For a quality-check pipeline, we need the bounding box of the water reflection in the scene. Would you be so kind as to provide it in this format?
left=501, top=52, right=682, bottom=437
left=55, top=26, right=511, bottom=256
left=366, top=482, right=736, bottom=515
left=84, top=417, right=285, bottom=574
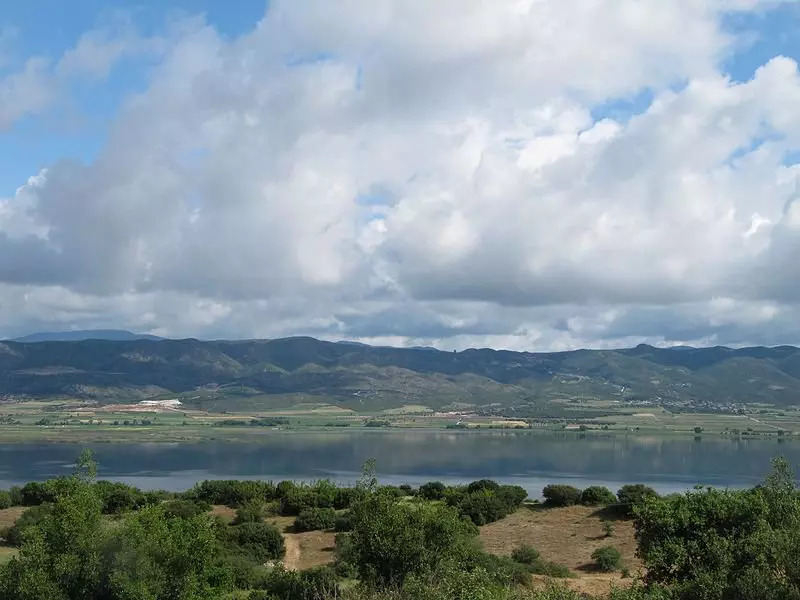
left=0, top=431, right=794, bottom=497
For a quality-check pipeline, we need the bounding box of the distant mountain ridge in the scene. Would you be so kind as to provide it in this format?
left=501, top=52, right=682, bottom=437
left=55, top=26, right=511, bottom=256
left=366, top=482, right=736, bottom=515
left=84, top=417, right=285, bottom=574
left=0, top=336, right=799, bottom=410
left=11, top=330, right=164, bottom=343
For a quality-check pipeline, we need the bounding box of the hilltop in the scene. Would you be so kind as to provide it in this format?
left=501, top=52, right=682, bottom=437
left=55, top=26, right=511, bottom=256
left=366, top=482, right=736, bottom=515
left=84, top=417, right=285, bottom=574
left=1, top=337, right=800, bottom=412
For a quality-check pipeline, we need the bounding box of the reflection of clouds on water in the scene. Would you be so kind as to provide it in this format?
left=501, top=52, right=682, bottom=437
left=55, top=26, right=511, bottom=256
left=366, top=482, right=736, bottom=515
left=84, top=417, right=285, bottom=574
left=0, top=432, right=792, bottom=496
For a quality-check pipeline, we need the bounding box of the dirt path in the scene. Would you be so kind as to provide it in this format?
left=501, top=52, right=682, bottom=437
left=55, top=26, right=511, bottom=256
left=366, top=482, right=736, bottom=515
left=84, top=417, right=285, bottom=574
left=282, top=534, right=301, bottom=570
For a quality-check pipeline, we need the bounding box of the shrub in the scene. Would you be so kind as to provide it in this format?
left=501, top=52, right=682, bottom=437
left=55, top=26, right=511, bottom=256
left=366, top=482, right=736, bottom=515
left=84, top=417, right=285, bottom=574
left=334, top=486, right=361, bottom=509
left=8, top=486, right=22, bottom=506
left=231, top=522, right=285, bottom=562
left=20, top=481, right=55, bottom=506
left=280, top=487, right=320, bottom=516
left=497, top=485, right=528, bottom=507
left=275, top=480, right=296, bottom=498
left=334, top=511, right=352, bottom=532
left=234, top=500, right=267, bottom=524
left=348, top=491, right=479, bottom=587
left=580, top=486, right=616, bottom=506
left=542, top=484, right=582, bottom=507
left=602, top=520, right=615, bottom=538
left=0, top=491, right=11, bottom=510
left=463, top=551, right=532, bottom=586
left=467, top=479, right=501, bottom=494
left=162, top=499, right=210, bottom=519
left=3, top=503, right=52, bottom=546
left=418, top=481, right=447, bottom=501
left=456, top=490, right=510, bottom=525
left=186, top=479, right=276, bottom=507
left=294, top=507, right=336, bottom=532
left=95, top=480, right=147, bottom=514
left=260, top=566, right=339, bottom=600
left=617, top=484, right=658, bottom=516
left=592, top=546, right=622, bottom=572
left=511, top=543, right=540, bottom=565
left=530, top=559, right=573, bottom=578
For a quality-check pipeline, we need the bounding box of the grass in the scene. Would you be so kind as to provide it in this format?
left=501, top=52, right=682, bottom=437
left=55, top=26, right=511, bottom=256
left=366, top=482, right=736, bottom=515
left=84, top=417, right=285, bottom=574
left=0, top=396, right=796, bottom=443
left=480, top=505, right=640, bottom=596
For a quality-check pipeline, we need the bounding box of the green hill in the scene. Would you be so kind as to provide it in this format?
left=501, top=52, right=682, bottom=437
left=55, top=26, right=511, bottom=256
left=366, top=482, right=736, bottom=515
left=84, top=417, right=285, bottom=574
left=1, top=338, right=800, bottom=411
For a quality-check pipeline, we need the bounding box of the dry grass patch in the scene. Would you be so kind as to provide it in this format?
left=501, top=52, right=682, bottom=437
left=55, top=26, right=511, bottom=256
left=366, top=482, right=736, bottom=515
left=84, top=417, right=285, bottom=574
left=0, top=507, right=26, bottom=529
left=283, top=530, right=336, bottom=570
left=480, top=505, right=642, bottom=596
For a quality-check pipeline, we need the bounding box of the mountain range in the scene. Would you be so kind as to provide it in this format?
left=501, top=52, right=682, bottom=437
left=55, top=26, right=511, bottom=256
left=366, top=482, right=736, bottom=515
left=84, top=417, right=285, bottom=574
left=1, top=335, right=800, bottom=411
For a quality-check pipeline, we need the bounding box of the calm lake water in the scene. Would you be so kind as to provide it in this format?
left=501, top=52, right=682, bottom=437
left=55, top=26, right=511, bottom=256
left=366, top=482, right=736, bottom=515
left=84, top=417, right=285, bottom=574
left=0, top=431, right=796, bottom=497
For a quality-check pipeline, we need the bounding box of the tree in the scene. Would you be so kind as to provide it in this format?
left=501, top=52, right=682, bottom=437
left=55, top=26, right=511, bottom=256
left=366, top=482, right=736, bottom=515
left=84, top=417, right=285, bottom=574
left=418, top=481, right=447, bottom=501
left=542, top=485, right=582, bottom=507
left=580, top=486, right=616, bottom=506
left=0, top=476, right=104, bottom=599
left=233, top=500, right=266, bottom=525
left=294, top=507, right=336, bottom=532
left=348, top=491, right=477, bottom=587
left=103, top=505, right=227, bottom=600
left=617, top=484, right=658, bottom=516
left=633, top=459, right=800, bottom=599
left=230, top=522, right=285, bottom=562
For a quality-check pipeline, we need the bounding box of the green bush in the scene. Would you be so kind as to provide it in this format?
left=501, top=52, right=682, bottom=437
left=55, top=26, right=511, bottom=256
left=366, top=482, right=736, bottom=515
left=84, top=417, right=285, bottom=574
left=456, top=490, right=509, bottom=525
left=280, top=487, right=319, bottom=516
left=231, top=522, right=285, bottom=562
left=418, top=481, right=447, bottom=500
left=162, top=499, right=211, bottom=519
left=186, top=479, right=276, bottom=507
left=3, top=503, right=52, bottom=546
left=542, top=484, right=582, bottom=507
left=294, top=507, right=336, bottom=532
left=234, top=500, right=267, bottom=524
left=497, top=485, right=528, bottom=507
left=511, top=543, right=540, bottom=565
left=0, top=491, right=11, bottom=510
left=348, top=491, right=479, bottom=587
left=19, top=481, right=56, bottom=506
left=580, top=486, right=616, bottom=506
left=467, top=479, right=501, bottom=494
left=334, top=511, right=352, bottom=532
left=259, top=566, right=338, bottom=600
left=7, top=486, right=22, bottom=507
left=617, top=484, right=658, bottom=515
left=530, top=559, right=573, bottom=578
left=95, top=480, right=147, bottom=514
left=592, top=546, right=622, bottom=572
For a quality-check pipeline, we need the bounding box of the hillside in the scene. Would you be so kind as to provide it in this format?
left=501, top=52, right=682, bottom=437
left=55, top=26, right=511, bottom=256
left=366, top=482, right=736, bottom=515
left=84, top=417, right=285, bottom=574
left=10, top=330, right=164, bottom=343
left=1, top=337, right=800, bottom=411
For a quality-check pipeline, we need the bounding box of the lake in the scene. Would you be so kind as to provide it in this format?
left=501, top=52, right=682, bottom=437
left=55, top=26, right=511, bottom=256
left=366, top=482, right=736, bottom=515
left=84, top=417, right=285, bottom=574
left=0, top=431, right=796, bottom=497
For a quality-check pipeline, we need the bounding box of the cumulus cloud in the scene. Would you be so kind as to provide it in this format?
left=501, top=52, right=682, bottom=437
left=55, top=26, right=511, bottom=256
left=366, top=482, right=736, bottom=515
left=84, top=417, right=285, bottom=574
left=2, top=0, right=800, bottom=349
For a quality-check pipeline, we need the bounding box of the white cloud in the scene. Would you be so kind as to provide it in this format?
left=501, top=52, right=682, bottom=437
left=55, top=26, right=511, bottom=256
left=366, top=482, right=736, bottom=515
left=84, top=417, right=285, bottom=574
left=2, top=0, right=800, bottom=349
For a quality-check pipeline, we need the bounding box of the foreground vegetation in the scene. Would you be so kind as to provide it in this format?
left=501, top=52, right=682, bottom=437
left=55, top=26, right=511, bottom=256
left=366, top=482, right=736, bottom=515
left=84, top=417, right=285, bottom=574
left=0, top=452, right=798, bottom=599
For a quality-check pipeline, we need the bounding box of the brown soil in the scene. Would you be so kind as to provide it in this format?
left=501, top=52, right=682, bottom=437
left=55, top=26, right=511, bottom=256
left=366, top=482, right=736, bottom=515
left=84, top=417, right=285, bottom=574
left=480, top=505, right=642, bottom=596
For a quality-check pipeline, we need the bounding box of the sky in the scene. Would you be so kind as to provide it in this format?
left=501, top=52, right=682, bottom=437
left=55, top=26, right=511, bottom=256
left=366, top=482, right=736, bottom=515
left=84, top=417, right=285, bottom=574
left=2, top=1, right=800, bottom=351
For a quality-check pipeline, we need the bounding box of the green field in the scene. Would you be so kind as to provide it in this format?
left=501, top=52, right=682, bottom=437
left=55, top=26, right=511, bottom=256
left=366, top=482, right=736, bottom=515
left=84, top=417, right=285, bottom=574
left=0, top=397, right=795, bottom=443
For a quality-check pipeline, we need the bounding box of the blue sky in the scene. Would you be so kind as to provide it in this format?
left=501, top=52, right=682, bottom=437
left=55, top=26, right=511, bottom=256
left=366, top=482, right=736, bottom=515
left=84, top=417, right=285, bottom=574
left=0, top=0, right=268, bottom=195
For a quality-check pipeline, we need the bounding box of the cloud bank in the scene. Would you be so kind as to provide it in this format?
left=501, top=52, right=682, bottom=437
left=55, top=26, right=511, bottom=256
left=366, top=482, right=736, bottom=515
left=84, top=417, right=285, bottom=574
left=2, top=0, right=800, bottom=350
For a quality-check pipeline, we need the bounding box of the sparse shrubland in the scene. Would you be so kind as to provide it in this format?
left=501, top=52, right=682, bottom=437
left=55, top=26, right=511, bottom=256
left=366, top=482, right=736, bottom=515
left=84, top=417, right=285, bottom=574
left=0, top=452, right=798, bottom=600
